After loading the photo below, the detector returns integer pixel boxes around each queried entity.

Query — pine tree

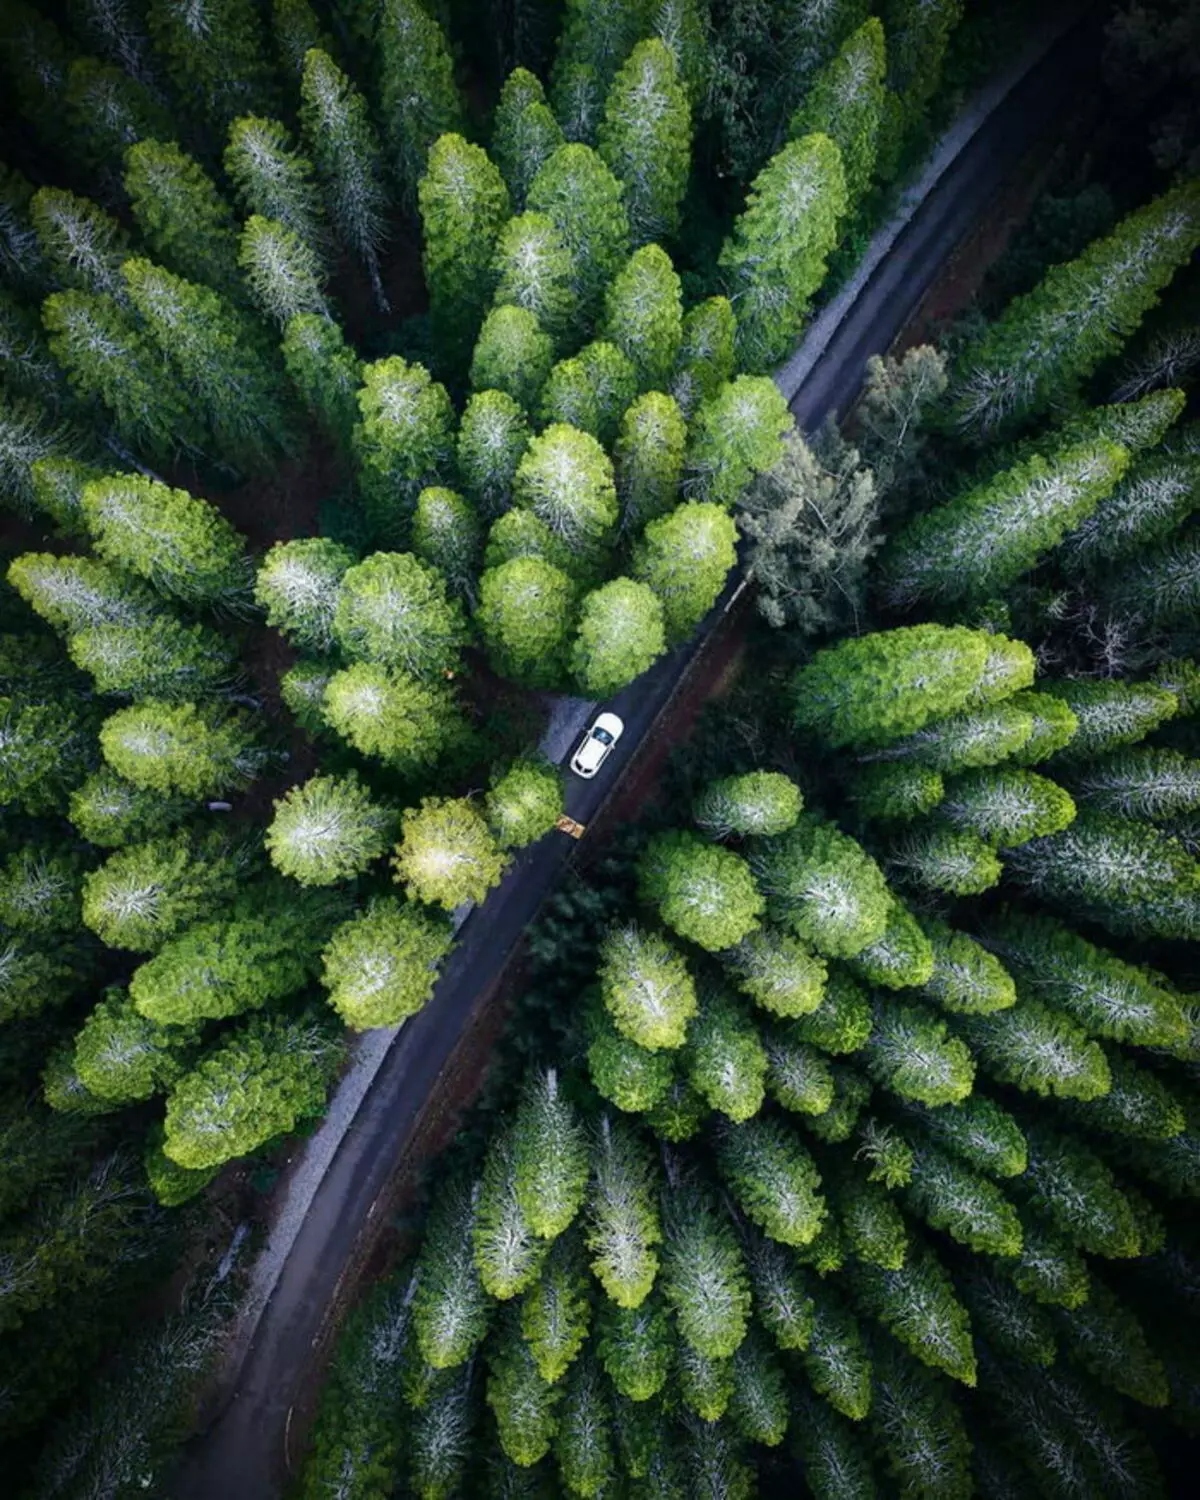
[597,923,697,1051]
[527,144,630,330]
[612,391,686,530]
[408,1364,474,1499]
[0,164,49,295]
[763,1029,835,1114]
[511,1068,589,1240]
[864,999,975,1107]
[64,58,173,177]
[471,305,555,412]
[1006,689,1081,766]
[671,295,737,419]
[255,536,354,652]
[601,246,684,396]
[684,988,768,1121]
[42,291,206,464]
[877,0,964,176]
[491,69,564,210]
[411,1178,491,1368]
[129,889,336,1025]
[792,1390,877,1500]
[393,797,509,910]
[788,18,886,209]
[717,1116,826,1247]
[694,771,803,841]
[918,918,1016,1015]
[332,550,468,676]
[951,180,1200,438]
[68,616,236,701]
[121,257,297,468]
[281,312,362,452]
[0,290,65,409]
[266,774,397,886]
[477,556,577,688]
[871,699,1038,774]
[490,210,578,349]
[661,1183,751,1359]
[953,997,1112,1101]
[801,1276,872,1418]
[100,700,264,798]
[376,0,464,202]
[8,551,161,634]
[413,486,482,601]
[686,375,792,509]
[352,357,456,543]
[595,1288,672,1400]
[1107,531,1200,626]
[300,48,391,308]
[521,1234,591,1381]
[639,830,764,952]
[550,0,649,143]
[280,658,335,736]
[122,141,240,302]
[81,830,245,952]
[163,1011,341,1169]
[0,929,93,1023]
[1061,446,1200,568]
[887,824,1004,896]
[570,577,666,697]
[27,456,103,537]
[882,436,1130,608]
[485,759,564,849]
[597,39,692,244]
[866,1336,974,1495]
[321,897,454,1028]
[718,133,848,371]
[486,1313,561,1466]
[419,134,511,377]
[631,500,738,640]
[935,767,1077,848]
[899,1143,1022,1257]
[1012,1121,1143,1259]
[238,215,330,326]
[457,390,531,518]
[227,112,328,252]
[1063,1044,1186,1141]
[81,474,253,610]
[512,422,618,568]
[30,188,131,302]
[586,999,675,1112]
[321,663,465,774]
[271,0,331,78]
[906,1094,1028,1179]
[146,0,279,131]
[749,815,891,959]
[586,1116,661,1307]
[0,845,83,935]
[746,1232,815,1352]
[781,968,873,1058]
[0,694,96,815]
[69,767,192,849]
[473,1128,550,1299]
[847,898,934,990]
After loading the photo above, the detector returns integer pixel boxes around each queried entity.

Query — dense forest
[0,0,1198,1495]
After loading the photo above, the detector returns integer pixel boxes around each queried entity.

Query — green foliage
[955,995,1111,1101]
[1108,531,1200,626]
[750,815,891,959]
[684,988,767,1121]
[1063,446,1200,568]
[1006,689,1080,765]
[164,1010,340,1170]
[100,700,262,798]
[485,760,563,851]
[492,69,565,208]
[69,617,236,701]
[717,1116,826,1247]
[472,305,555,413]
[722,926,826,1019]
[352,358,456,544]
[555,1353,616,1494]
[613,391,686,530]
[393,797,509,910]
[146,0,277,130]
[686,376,792,509]
[867,1336,974,1496]
[486,1317,561,1466]
[527,143,630,329]
[719,134,848,371]
[570,577,666,697]
[909,1095,1027,1179]
[8,552,159,637]
[256,537,354,652]
[595,1290,672,1400]
[1064,1044,1186,1140]
[226,114,326,266]
[918,918,1016,1015]
[833,1164,909,1270]
[597,923,696,1051]
[936,767,1076,848]
[694,770,803,840]
[412,487,482,601]
[81,830,244,952]
[457,390,531,519]
[887,825,1003,896]
[281,658,335,735]
[953,180,1200,437]
[542,340,638,448]
[639,830,764,951]
[850,761,945,822]
[68,767,191,849]
[521,1235,591,1383]
[847,900,934,990]
[631,500,738,641]
[763,1028,835,1114]
[510,1068,589,1243]
[267,774,396,886]
[586,1000,675,1112]
[281,313,362,451]
[321,897,454,1029]
[514,421,618,569]
[598,40,691,244]
[477,556,577,689]
[124,141,242,300]
[901,1144,1022,1257]
[661,1184,751,1358]
[789,18,886,207]
[474,1128,550,1299]
[852,1242,977,1386]
[786,969,873,1055]
[238,215,329,326]
[586,1117,661,1308]
[490,211,578,348]
[865,999,975,1108]
[802,1278,872,1419]
[333,550,467,677]
[413,1180,490,1368]
[0,846,83,935]
[1016,1122,1143,1259]
[377,0,464,201]
[82,473,251,609]
[1041,678,1179,760]
[1064,746,1200,822]
[603,246,684,395]
[0,695,95,815]
[30,188,131,301]
[321,662,465,774]
[420,134,511,375]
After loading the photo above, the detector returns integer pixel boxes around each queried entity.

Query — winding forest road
[176,8,1098,1495]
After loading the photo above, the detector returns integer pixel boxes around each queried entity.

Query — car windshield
[592,728,613,745]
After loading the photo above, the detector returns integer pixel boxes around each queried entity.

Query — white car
[570,712,624,778]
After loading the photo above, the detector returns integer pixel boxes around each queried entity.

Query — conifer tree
[352,357,456,542]
[255,536,354,652]
[376,0,464,201]
[321,898,454,1028]
[473,1127,550,1299]
[799,1276,872,1418]
[866,1336,974,1493]
[570,577,666,697]
[595,1289,673,1401]
[457,389,530,518]
[684,987,768,1121]
[1107,531,1200,627]
[238,215,330,326]
[64,58,173,176]
[81,830,244,952]
[490,210,579,349]
[332,550,468,676]
[392,797,509,910]
[719,133,848,371]
[747,1232,815,1352]
[0,692,96,814]
[864,999,976,1108]
[100,700,264,798]
[586,1116,661,1307]
[717,1117,826,1247]
[597,39,692,244]
[789,18,886,209]
[1063,1044,1187,1141]
[43,292,206,464]
[597,923,697,1051]
[631,500,738,640]
[602,245,684,394]
[81,473,253,609]
[411,1177,490,1368]
[69,767,192,849]
[661,1184,751,1359]
[877,0,964,175]
[951,180,1200,438]
[0,164,48,295]
[72,989,193,1106]
[266,774,397,886]
[280,658,334,735]
[412,486,482,602]
[419,134,511,377]
[909,1094,1028,1179]
[146,0,279,131]
[527,144,630,330]
[1013,1121,1143,1259]
[485,758,564,849]
[9,551,161,634]
[1004,689,1080,766]
[512,421,619,568]
[521,1234,591,1382]
[0,846,84,935]
[476,555,577,688]
[749,815,891,959]
[227,112,328,256]
[918,918,1016,1015]
[872,699,1037,774]
[0,290,64,409]
[694,770,803,840]
[612,390,686,530]
[0,396,84,520]
[887,824,1003,897]
[1061,446,1200,568]
[30,188,131,303]
[512,1068,589,1240]
[68,617,236,701]
[270,0,331,78]
[124,141,243,301]
[491,69,565,209]
[281,312,362,452]
[27,455,105,537]
[163,1010,341,1169]
[954,996,1111,1101]
[936,767,1077,848]
[846,897,934,990]
[321,662,465,775]
[486,1313,561,1466]
[122,258,298,468]
[724,928,827,1020]
[639,830,764,952]
[671,295,737,418]
[899,1144,1022,1258]
[300,48,391,307]
[686,375,792,509]
[470,305,555,412]
[586,1000,675,1112]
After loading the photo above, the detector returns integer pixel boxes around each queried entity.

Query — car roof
[594,711,624,733]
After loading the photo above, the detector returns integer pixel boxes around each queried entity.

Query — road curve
[174,11,1098,1495]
